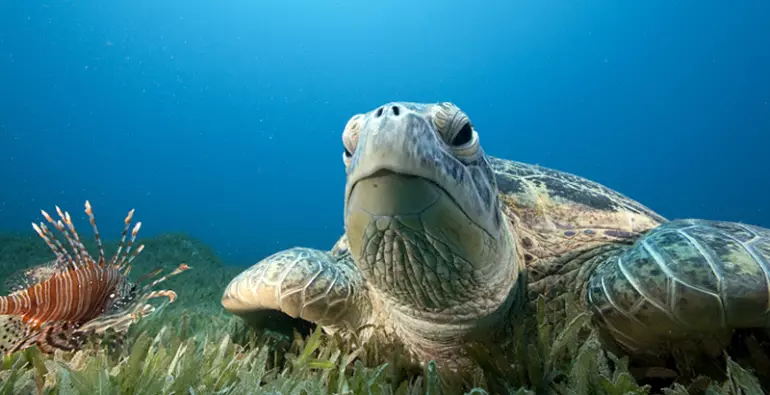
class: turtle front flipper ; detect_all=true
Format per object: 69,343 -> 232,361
587,219 -> 770,358
222,247 -> 373,334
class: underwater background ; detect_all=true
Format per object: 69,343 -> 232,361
1,0 -> 768,268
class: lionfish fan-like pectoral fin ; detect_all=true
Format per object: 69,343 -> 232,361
78,288 -> 180,338
100,263 -> 188,321
135,264 -> 190,296
134,267 -> 165,285
36,322 -> 91,353
222,247 -> 373,334
142,290 -> 178,304
79,289 -> 181,340
77,304 -> 157,336
95,327 -> 128,355
0,315 -> 33,356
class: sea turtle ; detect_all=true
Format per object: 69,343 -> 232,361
222,101 -> 770,373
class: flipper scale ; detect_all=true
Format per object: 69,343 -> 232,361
222,247 -> 373,333
588,219 -> 770,355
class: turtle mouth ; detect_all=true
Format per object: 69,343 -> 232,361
345,169 -> 444,219
343,168 -> 507,319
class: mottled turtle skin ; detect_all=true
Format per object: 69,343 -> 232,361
222,102 -> 770,370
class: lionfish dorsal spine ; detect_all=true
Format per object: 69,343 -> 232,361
61,208 -> 95,267
84,200 -> 107,267
110,208 -> 135,267
41,208 -> 90,269
31,221 -> 76,270
116,222 -> 141,270
124,244 -> 145,270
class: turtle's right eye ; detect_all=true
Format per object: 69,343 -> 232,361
342,114 -> 363,165
451,122 -> 473,147
342,146 -> 354,167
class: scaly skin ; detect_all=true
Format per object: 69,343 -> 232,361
341,103 -> 522,364
587,219 -> 770,359
222,101 -> 770,372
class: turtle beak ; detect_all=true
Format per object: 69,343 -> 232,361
346,170 -> 440,218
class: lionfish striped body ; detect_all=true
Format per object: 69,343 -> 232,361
1,261 -> 124,328
0,201 -> 189,356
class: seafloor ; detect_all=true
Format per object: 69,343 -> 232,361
0,231 -> 768,395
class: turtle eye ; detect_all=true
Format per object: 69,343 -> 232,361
451,122 -> 473,147
342,113 -> 363,163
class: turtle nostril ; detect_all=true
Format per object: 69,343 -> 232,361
391,106 -> 400,116
375,107 -> 384,117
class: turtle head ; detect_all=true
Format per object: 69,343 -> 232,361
342,102 -> 521,343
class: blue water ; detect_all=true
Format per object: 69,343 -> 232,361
1,1 -> 768,266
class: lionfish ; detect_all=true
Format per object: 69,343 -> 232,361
0,200 -> 190,356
